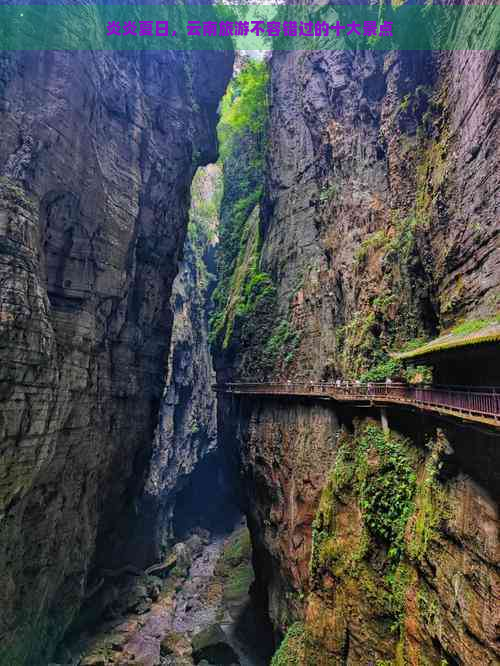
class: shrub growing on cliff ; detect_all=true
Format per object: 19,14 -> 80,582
357,425 -> 417,561
271,623 -> 307,666
360,357 -> 403,382
218,59 -> 269,162
404,363 -> 433,384
210,60 -> 271,357
407,433 -> 450,562
310,424 -> 417,582
264,319 -> 301,366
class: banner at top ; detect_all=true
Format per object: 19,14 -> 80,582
0,4 -> 498,50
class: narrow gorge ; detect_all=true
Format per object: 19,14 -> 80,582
0,5 -> 499,666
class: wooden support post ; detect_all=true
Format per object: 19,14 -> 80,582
381,407 -> 389,434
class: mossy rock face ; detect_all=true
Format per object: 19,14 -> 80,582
271,623 -> 306,666
191,623 -> 239,665
121,581 -> 152,615
215,527 -> 252,576
191,623 -> 226,652
173,542 -> 193,577
160,630 -> 193,659
213,528 -> 254,607
223,562 -> 254,604
79,655 -> 107,666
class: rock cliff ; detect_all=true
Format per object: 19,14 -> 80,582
215,38 -> 499,666
0,40 -> 232,664
223,399 -> 499,665
1,5 -> 499,665
255,47 -> 498,382
138,164 -> 239,562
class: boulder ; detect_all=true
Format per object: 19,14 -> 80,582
79,655 -> 107,666
160,630 -> 193,659
191,624 -> 239,665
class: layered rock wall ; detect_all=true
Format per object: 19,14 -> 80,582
218,47 -> 498,381
138,164 -> 239,560
0,40 -> 232,663
260,46 -> 498,380
216,25 -> 499,666
224,397 -> 499,664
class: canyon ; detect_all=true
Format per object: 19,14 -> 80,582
0,42 -> 233,663
212,35 -> 499,666
0,5 -> 499,666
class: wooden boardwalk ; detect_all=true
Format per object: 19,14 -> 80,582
216,382 -> 500,429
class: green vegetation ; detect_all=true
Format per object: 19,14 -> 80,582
215,528 -> 255,604
340,213 -> 433,378
395,313 -> 500,360
358,350 -> 433,384
359,357 -> 403,382
308,422 -> 452,654
417,585 -> 439,626
415,123 -> 449,227
265,319 -> 301,366
449,314 -> 500,336
271,623 -> 306,666
224,562 -> 254,602
210,204 -> 275,352
356,426 -> 417,562
188,171 -> 222,244
399,93 -> 411,112
317,183 -> 338,203
385,562 -> 414,631
355,229 -> 387,265
404,363 -> 433,384
214,187 -> 262,292
339,86 -> 462,377
311,424 -> 417,584
210,59 -> 301,375
343,208 -> 438,378
398,86 -> 433,118
305,422 -> 452,664
407,434 -> 450,563
335,310 -> 379,379
187,165 -> 222,292
217,527 -> 252,572
210,60 -> 271,358
400,336 -> 430,352
218,59 -> 269,163
0,176 -> 37,212
385,215 -> 422,264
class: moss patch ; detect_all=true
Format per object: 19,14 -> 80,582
215,528 -> 255,604
210,59 -> 270,363
394,316 -> 500,360
224,562 -> 254,603
407,432 -> 450,563
302,421 -> 454,663
271,623 -> 307,666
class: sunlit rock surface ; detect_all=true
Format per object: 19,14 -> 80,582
215,41 -> 499,666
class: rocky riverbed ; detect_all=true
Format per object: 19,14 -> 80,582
57,525 -> 272,666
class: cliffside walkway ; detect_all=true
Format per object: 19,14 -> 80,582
216,382 -> 500,428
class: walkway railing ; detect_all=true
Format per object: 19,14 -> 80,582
215,382 -> 500,427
